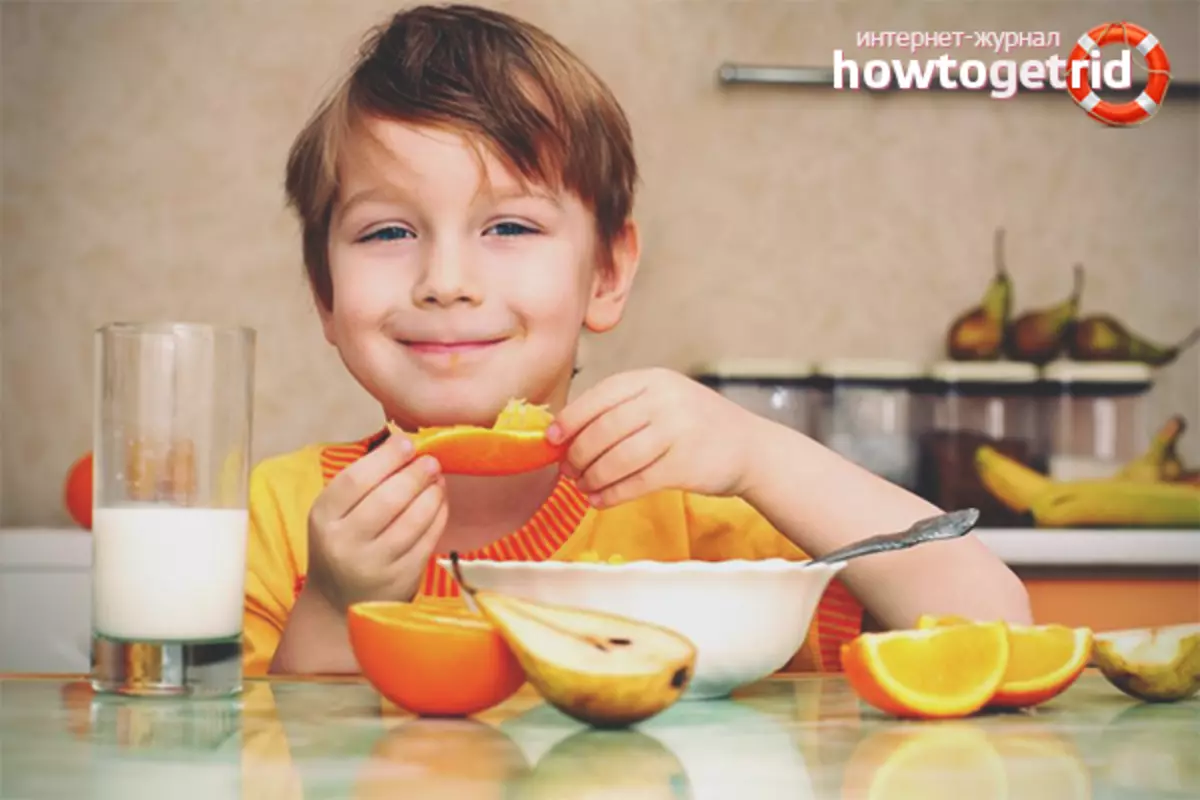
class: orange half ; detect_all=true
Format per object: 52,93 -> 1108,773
389,399 -> 565,476
348,600 -> 526,718
917,615 -> 1093,708
841,622 -> 1010,719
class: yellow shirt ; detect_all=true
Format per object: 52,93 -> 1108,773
244,430 -> 862,676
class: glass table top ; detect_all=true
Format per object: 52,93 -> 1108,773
0,671 -> 1196,798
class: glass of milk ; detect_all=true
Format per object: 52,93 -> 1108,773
90,322 -> 255,698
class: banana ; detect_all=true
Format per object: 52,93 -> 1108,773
975,440 -> 1200,527
1117,415 -> 1187,483
974,445 -> 1052,513
1030,480 -> 1200,528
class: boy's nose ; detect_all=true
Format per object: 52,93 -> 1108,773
412,248 -> 483,308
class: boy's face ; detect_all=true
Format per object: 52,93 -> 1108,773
321,117 -> 638,428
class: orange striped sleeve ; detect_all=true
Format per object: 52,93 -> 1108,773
417,478 -> 589,598
812,576 -> 863,672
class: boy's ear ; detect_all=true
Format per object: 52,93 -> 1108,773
584,219 -> 641,334
315,294 -> 339,346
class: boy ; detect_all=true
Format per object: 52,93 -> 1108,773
245,4 -> 1031,676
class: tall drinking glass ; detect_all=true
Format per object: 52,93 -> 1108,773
90,322 -> 255,697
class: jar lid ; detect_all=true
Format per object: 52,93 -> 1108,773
815,358 -> 926,381
1041,360 -> 1154,384
928,361 -> 1039,383
690,358 -> 814,379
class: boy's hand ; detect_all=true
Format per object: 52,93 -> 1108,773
550,368 -> 766,507
305,433 -> 447,611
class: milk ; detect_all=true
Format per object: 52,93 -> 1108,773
92,506 -> 248,642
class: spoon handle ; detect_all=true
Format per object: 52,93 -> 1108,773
811,508 -> 981,566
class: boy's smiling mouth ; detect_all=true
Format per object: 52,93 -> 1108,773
400,337 -> 509,355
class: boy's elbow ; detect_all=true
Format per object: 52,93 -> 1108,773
963,541 -> 1033,625
994,568 -> 1034,625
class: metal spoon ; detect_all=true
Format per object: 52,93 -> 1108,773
808,508 -> 981,566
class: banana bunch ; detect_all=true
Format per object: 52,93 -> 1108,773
975,416 -> 1200,528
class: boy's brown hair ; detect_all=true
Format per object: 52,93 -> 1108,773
285,3 -> 638,310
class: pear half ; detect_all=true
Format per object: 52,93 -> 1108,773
1092,623 -> 1200,703
450,553 -> 697,728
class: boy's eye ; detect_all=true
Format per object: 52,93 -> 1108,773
486,221 -> 537,237
359,225 -> 414,243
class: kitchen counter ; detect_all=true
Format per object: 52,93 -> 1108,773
973,528 -> 1200,568
0,672 -> 1195,798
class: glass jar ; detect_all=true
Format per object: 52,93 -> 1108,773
691,359 -> 815,435
1041,361 -> 1153,481
917,362 -> 1043,527
813,359 -> 927,490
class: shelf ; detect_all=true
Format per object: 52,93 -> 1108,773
975,528 -> 1200,568
717,63 -> 1200,98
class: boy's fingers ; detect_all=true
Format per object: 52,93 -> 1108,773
564,392 -> 651,476
550,373 -> 647,444
588,453 -> 665,510
576,426 -> 669,496
321,433 -> 416,521
379,478 -> 446,560
344,455 -> 441,539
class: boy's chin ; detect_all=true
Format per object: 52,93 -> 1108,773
388,398 -> 514,429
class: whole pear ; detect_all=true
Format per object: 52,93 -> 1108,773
1005,263 -> 1084,364
946,227 -> 1012,361
1069,317 -> 1200,366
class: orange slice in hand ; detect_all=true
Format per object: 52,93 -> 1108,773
388,399 -> 565,476
348,599 -> 526,717
917,615 -> 1093,709
841,622 -> 1010,719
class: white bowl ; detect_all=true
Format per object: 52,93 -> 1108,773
436,557 -> 847,700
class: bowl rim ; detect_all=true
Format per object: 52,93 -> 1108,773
434,557 -> 848,574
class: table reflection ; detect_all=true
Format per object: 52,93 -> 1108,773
0,673 -> 1193,798
355,719 -> 531,799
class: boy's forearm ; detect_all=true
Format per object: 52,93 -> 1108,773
269,587 -> 361,675
739,417 -> 1032,630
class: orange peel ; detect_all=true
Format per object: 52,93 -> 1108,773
387,399 -> 565,476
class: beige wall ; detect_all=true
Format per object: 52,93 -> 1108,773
3,0 -> 1197,526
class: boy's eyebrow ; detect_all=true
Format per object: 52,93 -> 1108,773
334,181 -> 564,222
335,186 -> 411,221
480,185 -> 563,207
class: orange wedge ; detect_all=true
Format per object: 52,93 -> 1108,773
918,615 -> 1093,708
989,625 -> 1092,708
348,600 -> 526,718
388,399 -> 565,476
841,622 -> 1010,719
